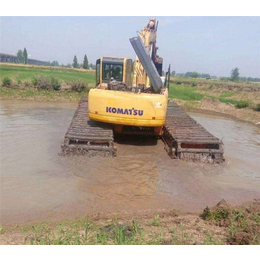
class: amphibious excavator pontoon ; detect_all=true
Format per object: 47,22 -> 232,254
61,18 -> 224,163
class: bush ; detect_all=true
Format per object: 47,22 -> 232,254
17,78 -> 22,84
31,77 -> 38,86
201,206 -> 230,222
235,100 -> 250,109
2,77 -> 12,87
254,103 -> 260,112
71,80 -> 87,92
23,80 -> 31,87
51,77 -> 60,91
37,77 -> 52,90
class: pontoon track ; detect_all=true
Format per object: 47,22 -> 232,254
61,97 -> 116,156
162,101 -> 224,163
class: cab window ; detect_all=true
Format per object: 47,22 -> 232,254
102,63 -> 123,81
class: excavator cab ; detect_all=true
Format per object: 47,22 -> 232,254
96,57 -> 132,88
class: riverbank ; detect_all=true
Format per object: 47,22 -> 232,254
1,64 -> 259,124
1,87 -> 259,125
175,98 -> 260,126
1,199 -> 259,245
168,79 -> 260,125
0,86 -> 85,102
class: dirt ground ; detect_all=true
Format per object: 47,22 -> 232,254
1,199 -> 259,245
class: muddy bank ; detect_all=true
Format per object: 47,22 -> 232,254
1,90 -> 259,125
174,97 -> 260,125
1,199 -> 259,245
1,100 -> 259,227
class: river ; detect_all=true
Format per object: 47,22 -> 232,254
0,100 -> 259,225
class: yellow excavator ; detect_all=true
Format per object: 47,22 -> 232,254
62,18 -> 224,163
88,18 -> 169,136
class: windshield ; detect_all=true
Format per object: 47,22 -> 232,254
102,63 -> 123,81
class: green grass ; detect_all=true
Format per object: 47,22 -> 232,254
2,76 -> 12,87
254,103 -> 260,111
218,97 -> 251,108
0,64 -> 96,87
201,206 -> 229,222
219,91 -> 234,98
168,82 -> 254,112
2,204 -> 259,245
28,219 -> 143,245
148,214 -> 161,226
202,206 -> 260,245
170,76 -> 260,88
168,84 -> 205,101
0,64 -> 93,101
1,65 -> 258,113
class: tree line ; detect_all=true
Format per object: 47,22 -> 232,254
71,55 -> 95,70
174,67 -> 260,83
15,50 -> 259,82
174,71 -> 214,79
222,68 -> 260,82
16,48 -> 57,66
17,48 -> 28,64
16,49 -> 95,70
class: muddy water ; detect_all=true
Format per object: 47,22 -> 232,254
0,100 -> 260,225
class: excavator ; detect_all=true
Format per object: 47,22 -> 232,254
62,18 -> 224,163
89,18 -> 168,137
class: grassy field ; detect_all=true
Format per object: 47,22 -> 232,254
167,80 -> 260,124
168,79 -> 260,108
0,63 -> 96,87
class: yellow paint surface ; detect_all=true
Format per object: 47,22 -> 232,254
88,88 -> 168,127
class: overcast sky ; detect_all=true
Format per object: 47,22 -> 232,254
0,16 -> 259,77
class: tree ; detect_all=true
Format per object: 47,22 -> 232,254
191,72 -> 199,78
51,61 -> 59,66
23,48 -> 28,64
185,72 -> 192,77
89,63 -> 96,70
73,55 -> 78,68
16,50 -> 24,63
184,71 -> 199,78
83,54 -> 89,69
230,67 -> 239,81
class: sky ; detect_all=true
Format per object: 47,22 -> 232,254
0,16 -> 260,78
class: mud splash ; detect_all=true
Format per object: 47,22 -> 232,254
0,100 -> 259,225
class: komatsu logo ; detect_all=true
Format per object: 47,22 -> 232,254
106,107 -> 144,116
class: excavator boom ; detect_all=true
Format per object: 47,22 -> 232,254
130,36 -> 162,93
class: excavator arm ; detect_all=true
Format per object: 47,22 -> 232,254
130,36 -> 162,93
133,18 -> 163,88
